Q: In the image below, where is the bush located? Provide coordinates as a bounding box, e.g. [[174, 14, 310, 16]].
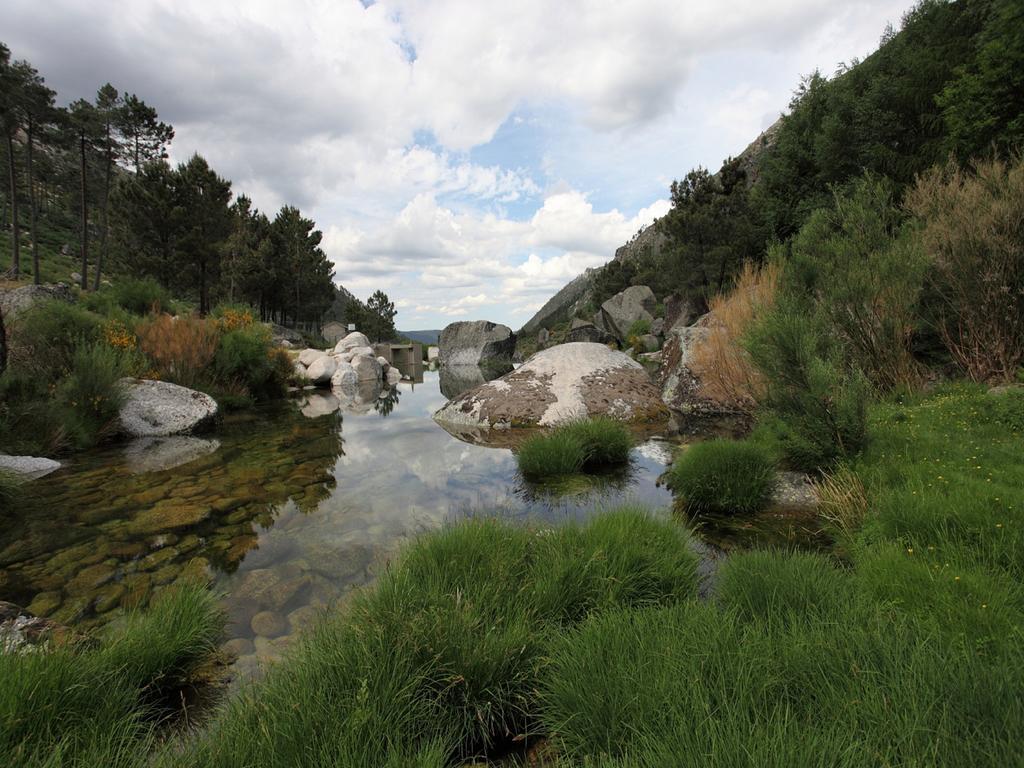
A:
[[0, 583, 222, 768], [10, 300, 103, 377], [745, 300, 869, 470], [136, 314, 218, 390], [516, 418, 632, 480], [213, 325, 290, 403], [907, 157, 1024, 383], [55, 342, 129, 449], [112, 278, 173, 316], [666, 439, 776, 514], [627, 318, 651, 338], [189, 510, 699, 766], [689, 260, 778, 411]]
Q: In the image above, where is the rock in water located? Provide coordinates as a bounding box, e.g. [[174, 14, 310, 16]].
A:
[[305, 355, 337, 385], [333, 332, 371, 353], [434, 342, 668, 428], [331, 361, 358, 396], [0, 454, 61, 480], [123, 436, 220, 474], [599, 285, 656, 342], [350, 354, 382, 382], [118, 379, 219, 437], [438, 321, 516, 369]]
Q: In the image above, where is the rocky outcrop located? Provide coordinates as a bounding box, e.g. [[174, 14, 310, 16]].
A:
[[0, 454, 61, 480], [434, 342, 668, 429], [613, 224, 670, 266], [118, 379, 219, 437], [565, 321, 615, 345], [599, 285, 656, 342], [438, 321, 516, 369], [518, 269, 597, 337], [0, 283, 74, 321]]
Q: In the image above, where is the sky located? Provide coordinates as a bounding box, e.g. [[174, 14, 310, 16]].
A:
[[6, 0, 918, 330]]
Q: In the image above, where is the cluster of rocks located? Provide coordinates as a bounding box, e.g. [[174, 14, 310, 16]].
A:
[[293, 332, 403, 392]]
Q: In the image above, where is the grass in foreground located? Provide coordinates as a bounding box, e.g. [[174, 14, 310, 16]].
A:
[[516, 418, 632, 480], [182, 509, 699, 766], [666, 438, 776, 514], [0, 583, 223, 768]]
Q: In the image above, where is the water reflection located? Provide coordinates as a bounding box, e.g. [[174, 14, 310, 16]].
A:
[[0, 371, 676, 678]]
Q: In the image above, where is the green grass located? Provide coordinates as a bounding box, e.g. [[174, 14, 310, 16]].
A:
[[0, 583, 223, 768], [516, 418, 632, 480], [666, 438, 777, 514], [183, 508, 699, 766]]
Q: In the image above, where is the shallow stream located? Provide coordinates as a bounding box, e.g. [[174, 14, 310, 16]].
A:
[[0, 369, 824, 677]]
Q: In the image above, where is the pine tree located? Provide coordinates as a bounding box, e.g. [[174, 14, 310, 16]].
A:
[[365, 290, 397, 342], [118, 94, 173, 173]]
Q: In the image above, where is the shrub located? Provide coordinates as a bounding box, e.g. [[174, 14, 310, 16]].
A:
[[745, 300, 869, 470], [112, 278, 173, 316], [10, 300, 103, 376], [211, 303, 256, 332], [906, 157, 1024, 383], [689, 260, 778, 411], [213, 325, 290, 402], [189, 510, 699, 766], [55, 343, 129, 449], [517, 418, 631, 480], [136, 314, 218, 390], [0, 583, 222, 767], [666, 439, 776, 514]]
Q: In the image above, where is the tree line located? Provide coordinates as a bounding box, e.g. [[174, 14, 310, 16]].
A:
[[0, 41, 381, 329]]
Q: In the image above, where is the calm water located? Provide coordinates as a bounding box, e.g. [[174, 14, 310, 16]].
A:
[[0, 370, 825, 676]]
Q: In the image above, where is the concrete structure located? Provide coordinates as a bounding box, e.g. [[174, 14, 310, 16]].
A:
[[373, 342, 424, 383]]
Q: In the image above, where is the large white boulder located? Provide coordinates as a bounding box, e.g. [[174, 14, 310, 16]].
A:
[[305, 355, 337, 386], [298, 348, 328, 367], [333, 332, 371, 353], [118, 379, 219, 437], [386, 367, 402, 386], [438, 321, 515, 369], [330, 362, 358, 397], [0, 454, 61, 481], [350, 354, 382, 382], [434, 342, 668, 429]]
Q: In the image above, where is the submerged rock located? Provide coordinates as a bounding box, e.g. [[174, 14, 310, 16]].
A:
[[438, 320, 516, 368], [123, 436, 221, 474], [119, 379, 219, 437], [127, 503, 213, 534], [0, 454, 61, 480], [434, 342, 668, 429]]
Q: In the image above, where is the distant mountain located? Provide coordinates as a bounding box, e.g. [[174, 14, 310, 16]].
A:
[[399, 329, 442, 345]]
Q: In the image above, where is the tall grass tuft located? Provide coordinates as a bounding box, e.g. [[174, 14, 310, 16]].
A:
[[56, 342, 130, 449], [666, 439, 776, 514], [689, 260, 779, 411], [187, 509, 699, 766], [816, 464, 869, 542], [136, 314, 219, 389], [0, 583, 223, 768], [516, 418, 632, 480]]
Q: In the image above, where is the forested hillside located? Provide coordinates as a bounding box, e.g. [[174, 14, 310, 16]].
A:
[[583, 0, 1023, 314]]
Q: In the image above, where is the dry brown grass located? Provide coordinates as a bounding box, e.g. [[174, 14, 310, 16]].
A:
[[907, 156, 1024, 383], [136, 314, 218, 389], [816, 465, 869, 541], [689, 260, 779, 412]]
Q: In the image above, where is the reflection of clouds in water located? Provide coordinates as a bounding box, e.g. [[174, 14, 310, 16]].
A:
[[634, 439, 676, 465]]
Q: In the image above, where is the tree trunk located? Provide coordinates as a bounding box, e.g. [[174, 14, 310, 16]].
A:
[[95, 126, 113, 291], [79, 131, 89, 290], [199, 256, 207, 316], [5, 131, 20, 279], [27, 118, 40, 285], [0, 305, 7, 378]]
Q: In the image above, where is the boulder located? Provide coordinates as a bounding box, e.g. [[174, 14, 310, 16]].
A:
[[651, 318, 665, 337], [439, 364, 491, 399], [305, 355, 337, 386], [269, 324, 304, 347], [347, 345, 375, 358], [0, 454, 61, 480], [438, 321, 515, 369], [376, 356, 390, 372], [298, 348, 328, 367], [118, 379, 219, 437], [123, 436, 220, 474], [386, 367, 403, 386], [434, 342, 668, 429], [427, 345, 440, 362], [350, 354, 382, 382], [565, 322, 615, 345], [637, 334, 660, 353], [333, 332, 371, 353], [664, 295, 701, 333], [599, 285, 656, 342], [0, 283, 74, 321], [293, 362, 308, 379], [1, 602, 87, 653], [657, 313, 745, 421], [331, 362, 358, 397]]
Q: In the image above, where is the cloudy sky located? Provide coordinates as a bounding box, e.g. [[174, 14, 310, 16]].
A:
[[7, 0, 916, 330]]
